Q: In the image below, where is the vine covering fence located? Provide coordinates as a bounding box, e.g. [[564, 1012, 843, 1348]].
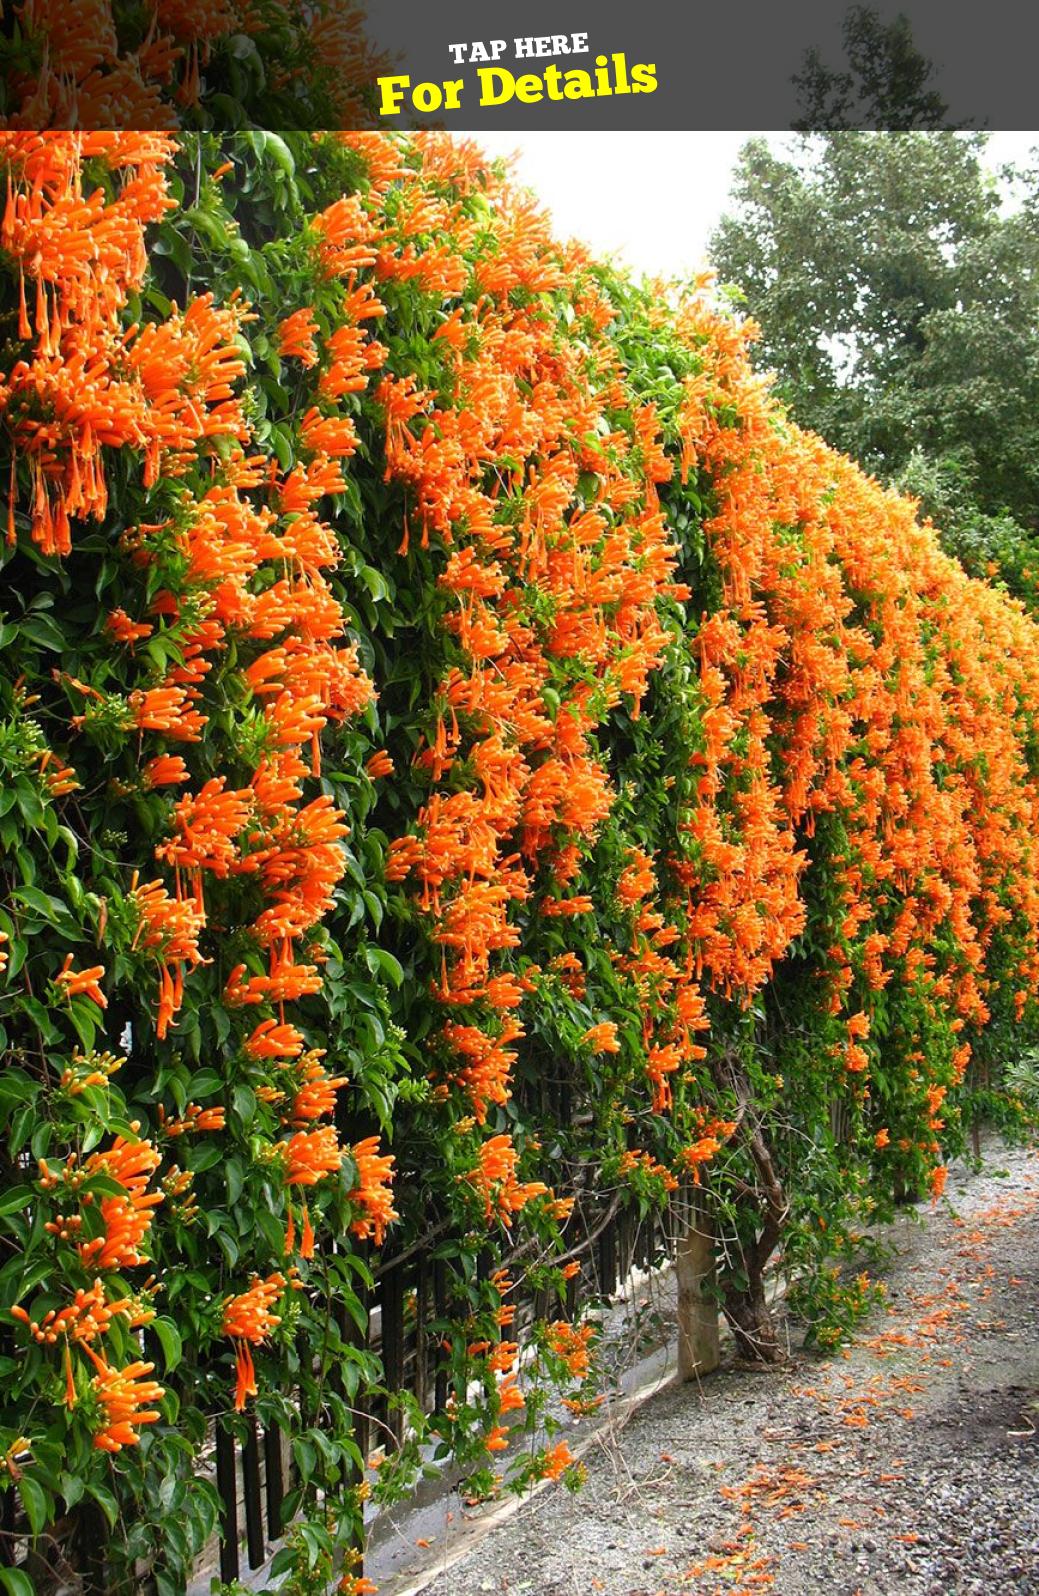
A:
[[203, 1194, 675, 1588], [1, 126, 1039, 1596]]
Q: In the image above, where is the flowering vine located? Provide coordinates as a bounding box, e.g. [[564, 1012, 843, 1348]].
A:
[[0, 129, 1037, 1593]]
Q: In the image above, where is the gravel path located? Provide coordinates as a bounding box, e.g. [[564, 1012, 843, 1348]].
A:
[[411, 1142, 1039, 1596]]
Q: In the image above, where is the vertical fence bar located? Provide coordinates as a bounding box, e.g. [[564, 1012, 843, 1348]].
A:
[[242, 1417, 265, 1569], [215, 1423, 240, 1583], [414, 1253, 430, 1411], [0, 1328, 21, 1574], [355, 1255, 372, 1464], [433, 1256, 449, 1414], [264, 1425, 284, 1542], [0, 1481, 14, 1568], [328, 1240, 369, 1592], [379, 1260, 405, 1446], [74, 1500, 108, 1596], [637, 1213, 652, 1271], [598, 1212, 618, 1298], [618, 1208, 634, 1281]]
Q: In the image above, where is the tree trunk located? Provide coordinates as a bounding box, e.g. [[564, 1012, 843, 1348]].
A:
[[724, 1271, 784, 1363], [709, 1046, 790, 1365]]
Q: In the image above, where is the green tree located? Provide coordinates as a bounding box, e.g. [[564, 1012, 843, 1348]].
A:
[[710, 132, 1039, 601], [792, 6, 950, 130]]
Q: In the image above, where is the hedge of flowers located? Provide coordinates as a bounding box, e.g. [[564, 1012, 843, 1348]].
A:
[[1, 130, 1039, 1595]]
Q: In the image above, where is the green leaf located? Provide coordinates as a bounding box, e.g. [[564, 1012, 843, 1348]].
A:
[[0, 1570, 36, 1596], [18, 1474, 49, 1537], [7, 1105, 36, 1156], [68, 999, 98, 1054], [13, 886, 76, 927], [187, 1142, 223, 1174], [85, 1480, 119, 1530], [183, 207, 231, 249], [14, 784, 44, 828], [0, 1186, 33, 1217], [82, 1174, 131, 1200], [359, 565, 390, 602], [152, 1317, 183, 1374], [264, 132, 296, 177], [188, 1067, 223, 1099], [18, 613, 66, 651], [0, 1070, 37, 1108], [364, 946, 404, 987], [270, 1546, 295, 1578], [214, 1229, 239, 1268], [232, 1084, 256, 1126], [292, 1436, 316, 1482], [60, 1471, 84, 1509], [225, 1157, 244, 1208]]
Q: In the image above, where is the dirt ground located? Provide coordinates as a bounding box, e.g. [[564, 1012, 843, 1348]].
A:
[[408, 1141, 1039, 1596]]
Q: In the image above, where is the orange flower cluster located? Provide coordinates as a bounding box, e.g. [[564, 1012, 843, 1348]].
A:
[[682, 1121, 739, 1185], [347, 1137, 398, 1247], [222, 1272, 286, 1412], [1, 134, 377, 1050], [129, 876, 206, 1040], [0, 134, 235, 554], [338, 1573, 378, 1596], [11, 1273, 158, 1436], [157, 1102, 226, 1137], [278, 307, 319, 368], [618, 1149, 680, 1193], [465, 1133, 549, 1226], [39, 1130, 164, 1273], [582, 1022, 621, 1054], [89, 1356, 165, 1453], [539, 1439, 578, 1481], [670, 288, 1039, 1165], [54, 956, 107, 1008], [289, 1053, 349, 1126], [283, 1125, 344, 1258], [545, 1320, 595, 1380], [371, 138, 720, 1192], [0, 136, 403, 1421], [284, 1126, 342, 1187], [12, 1279, 135, 1349], [355, 133, 1039, 1299]]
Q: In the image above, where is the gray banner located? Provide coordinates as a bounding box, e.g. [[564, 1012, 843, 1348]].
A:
[[1, 1, 1034, 129]]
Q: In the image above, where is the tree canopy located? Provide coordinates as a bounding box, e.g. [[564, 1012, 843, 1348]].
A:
[[792, 5, 951, 131], [711, 131, 1039, 601]]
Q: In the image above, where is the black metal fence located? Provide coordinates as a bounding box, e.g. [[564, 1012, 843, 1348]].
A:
[[0, 1191, 676, 1592], [210, 1193, 674, 1589]]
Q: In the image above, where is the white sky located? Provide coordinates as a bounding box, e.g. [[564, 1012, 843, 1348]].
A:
[[460, 131, 1039, 282]]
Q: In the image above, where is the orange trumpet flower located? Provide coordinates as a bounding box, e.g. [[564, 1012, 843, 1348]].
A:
[[89, 1356, 165, 1452], [54, 955, 107, 1009], [222, 1272, 286, 1411]]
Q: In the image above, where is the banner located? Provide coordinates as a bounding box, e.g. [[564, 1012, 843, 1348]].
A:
[[2, 0, 1033, 130]]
